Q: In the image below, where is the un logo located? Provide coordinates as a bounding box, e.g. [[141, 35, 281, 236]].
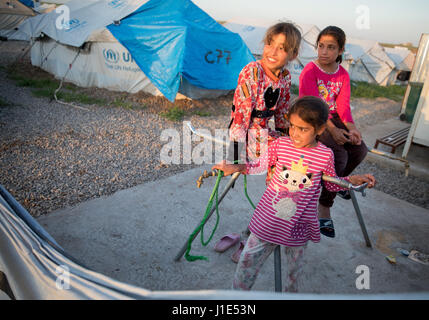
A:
[[103, 49, 120, 63]]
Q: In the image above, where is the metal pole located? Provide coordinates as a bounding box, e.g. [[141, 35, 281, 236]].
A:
[[322, 175, 372, 247], [349, 190, 372, 248], [174, 172, 242, 261], [274, 246, 282, 292]]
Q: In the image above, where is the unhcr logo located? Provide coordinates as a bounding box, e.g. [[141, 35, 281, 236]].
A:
[[62, 19, 80, 30], [108, 0, 126, 8], [103, 49, 120, 63]]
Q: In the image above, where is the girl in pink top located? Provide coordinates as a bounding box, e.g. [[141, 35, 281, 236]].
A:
[[213, 96, 375, 292], [299, 26, 368, 238]]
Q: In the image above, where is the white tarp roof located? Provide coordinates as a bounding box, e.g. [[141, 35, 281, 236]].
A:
[[18, 0, 149, 47], [343, 37, 396, 85], [223, 22, 319, 57], [344, 37, 395, 68], [384, 46, 415, 72]]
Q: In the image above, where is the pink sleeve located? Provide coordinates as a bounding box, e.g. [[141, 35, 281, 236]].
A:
[[323, 151, 350, 192], [299, 64, 320, 97], [335, 72, 354, 123]]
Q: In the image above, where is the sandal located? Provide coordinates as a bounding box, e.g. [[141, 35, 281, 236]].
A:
[[231, 240, 246, 263], [214, 233, 240, 253], [319, 218, 335, 238]]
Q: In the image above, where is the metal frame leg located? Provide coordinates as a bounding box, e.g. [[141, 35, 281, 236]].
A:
[[274, 245, 282, 292], [350, 190, 372, 248]]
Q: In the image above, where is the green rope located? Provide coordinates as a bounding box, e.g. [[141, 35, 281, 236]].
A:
[[184, 169, 257, 262], [184, 171, 224, 262], [243, 174, 256, 210]]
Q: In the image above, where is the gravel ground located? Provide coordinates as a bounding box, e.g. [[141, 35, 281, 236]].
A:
[[1, 41, 428, 217]]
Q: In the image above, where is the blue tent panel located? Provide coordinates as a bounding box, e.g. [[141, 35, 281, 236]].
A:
[[19, 0, 34, 8], [107, 0, 254, 101]]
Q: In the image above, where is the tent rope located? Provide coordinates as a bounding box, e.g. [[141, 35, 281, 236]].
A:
[[40, 41, 58, 68], [53, 48, 90, 111]]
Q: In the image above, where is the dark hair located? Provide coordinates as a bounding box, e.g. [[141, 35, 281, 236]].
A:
[[263, 22, 302, 58], [287, 96, 329, 130], [316, 26, 346, 63]]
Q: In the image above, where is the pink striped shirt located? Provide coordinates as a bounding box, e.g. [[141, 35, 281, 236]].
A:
[[247, 136, 349, 246]]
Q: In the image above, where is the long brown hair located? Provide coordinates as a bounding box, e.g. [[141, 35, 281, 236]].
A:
[[263, 22, 302, 58], [316, 26, 346, 63]]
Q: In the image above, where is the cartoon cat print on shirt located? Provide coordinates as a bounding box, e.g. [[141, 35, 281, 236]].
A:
[[272, 157, 313, 221]]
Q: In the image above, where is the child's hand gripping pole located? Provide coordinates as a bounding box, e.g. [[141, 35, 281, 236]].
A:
[[322, 175, 368, 197], [322, 175, 372, 248]]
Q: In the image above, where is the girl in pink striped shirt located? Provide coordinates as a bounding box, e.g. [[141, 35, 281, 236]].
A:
[[213, 96, 375, 292]]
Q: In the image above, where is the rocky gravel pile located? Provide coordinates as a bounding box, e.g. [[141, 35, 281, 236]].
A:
[[1, 41, 428, 217]]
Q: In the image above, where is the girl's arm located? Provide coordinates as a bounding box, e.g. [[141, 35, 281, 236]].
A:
[[323, 152, 351, 192], [214, 137, 280, 176], [299, 64, 320, 97], [323, 151, 376, 191], [326, 119, 351, 145], [212, 161, 246, 176], [229, 65, 257, 143], [349, 174, 376, 188], [336, 73, 363, 145], [335, 72, 353, 124]]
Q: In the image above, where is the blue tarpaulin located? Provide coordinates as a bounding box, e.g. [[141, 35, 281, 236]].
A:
[[18, 0, 34, 8], [107, 0, 254, 101]]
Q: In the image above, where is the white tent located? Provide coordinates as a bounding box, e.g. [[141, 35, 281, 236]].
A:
[[19, 0, 163, 96], [383, 46, 415, 85], [0, 0, 36, 40], [342, 37, 396, 86], [223, 22, 319, 85], [16, 0, 254, 101]]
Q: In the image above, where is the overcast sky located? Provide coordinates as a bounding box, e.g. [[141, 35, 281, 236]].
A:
[[193, 0, 429, 47]]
